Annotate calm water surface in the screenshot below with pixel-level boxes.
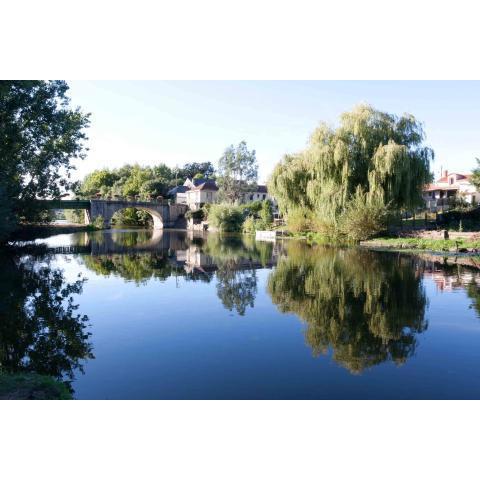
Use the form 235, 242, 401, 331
3, 229, 480, 399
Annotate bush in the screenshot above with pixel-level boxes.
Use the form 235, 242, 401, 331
185, 208, 205, 222
92, 215, 106, 229
242, 216, 256, 233
208, 204, 245, 232
338, 192, 390, 241
202, 203, 212, 216
242, 200, 263, 216
286, 207, 315, 233
260, 200, 273, 226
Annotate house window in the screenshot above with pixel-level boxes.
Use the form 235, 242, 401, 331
250, 195, 253, 201
262, 194, 266, 200
450, 177, 454, 185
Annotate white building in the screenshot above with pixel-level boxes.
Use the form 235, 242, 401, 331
184, 179, 219, 210
423, 170, 480, 210
168, 178, 277, 212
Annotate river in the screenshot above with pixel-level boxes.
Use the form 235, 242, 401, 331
2, 229, 480, 399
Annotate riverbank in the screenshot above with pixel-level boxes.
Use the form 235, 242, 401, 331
360, 236, 480, 253
0, 373, 72, 400
10, 223, 98, 242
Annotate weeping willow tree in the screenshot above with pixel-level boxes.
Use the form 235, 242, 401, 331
268, 104, 434, 240
267, 242, 428, 373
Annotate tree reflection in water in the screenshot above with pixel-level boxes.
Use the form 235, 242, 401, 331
203, 235, 274, 315
216, 267, 257, 316
80, 232, 271, 316
0, 251, 93, 392
267, 242, 428, 373
83, 253, 180, 285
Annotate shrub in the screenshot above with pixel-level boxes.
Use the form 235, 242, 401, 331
242, 200, 274, 233
208, 204, 245, 232
338, 192, 390, 242
286, 207, 315, 233
243, 200, 263, 216
93, 215, 106, 229
185, 209, 205, 222
202, 203, 212, 216
260, 200, 273, 227
242, 216, 256, 233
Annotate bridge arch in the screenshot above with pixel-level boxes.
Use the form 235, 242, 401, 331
87, 200, 167, 229
108, 206, 164, 229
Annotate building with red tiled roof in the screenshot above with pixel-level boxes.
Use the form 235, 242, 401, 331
423, 170, 479, 210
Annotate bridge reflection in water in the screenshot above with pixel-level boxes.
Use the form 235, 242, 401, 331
44, 229, 282, 273
8, 229, 480, 398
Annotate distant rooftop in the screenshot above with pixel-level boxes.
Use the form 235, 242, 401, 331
167, 185, 189, 196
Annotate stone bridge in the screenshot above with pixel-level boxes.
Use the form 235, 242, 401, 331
37, 199, 188, 229
86, 200, 187, 228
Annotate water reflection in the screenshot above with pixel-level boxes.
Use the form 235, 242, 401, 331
0, 250, 93, 393
10, 230, 480, 390
268, 242, 429, 373
419, 254, 480, 316
78, 232, 275, 314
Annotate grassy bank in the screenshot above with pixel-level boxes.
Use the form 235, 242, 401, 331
289, 230, 480, 254
0, 373, 72, 400
361, 237, 480, 252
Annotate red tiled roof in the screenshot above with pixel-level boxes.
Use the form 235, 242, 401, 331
424, 184, 458, 192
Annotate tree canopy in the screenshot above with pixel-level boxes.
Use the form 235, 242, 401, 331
0, 81, 90, 241
76, 164, 174, 200
268, 104, 434, 239
470, 157, 480, 190
180, 162, 215, 180
76, 161, 218, 201
217, 141, 258, 203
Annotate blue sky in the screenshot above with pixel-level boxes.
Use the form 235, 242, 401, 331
68, 81, 480, 183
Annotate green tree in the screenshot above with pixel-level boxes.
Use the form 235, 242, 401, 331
259, 200, 273, 227
0, 81, 90, 240
217, 141, 258, 204
180, 162, 215, 180
78, 169, 119, 197
208, 204, 245, 232
268, 104, 433, 239
470, 158, 480, 190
